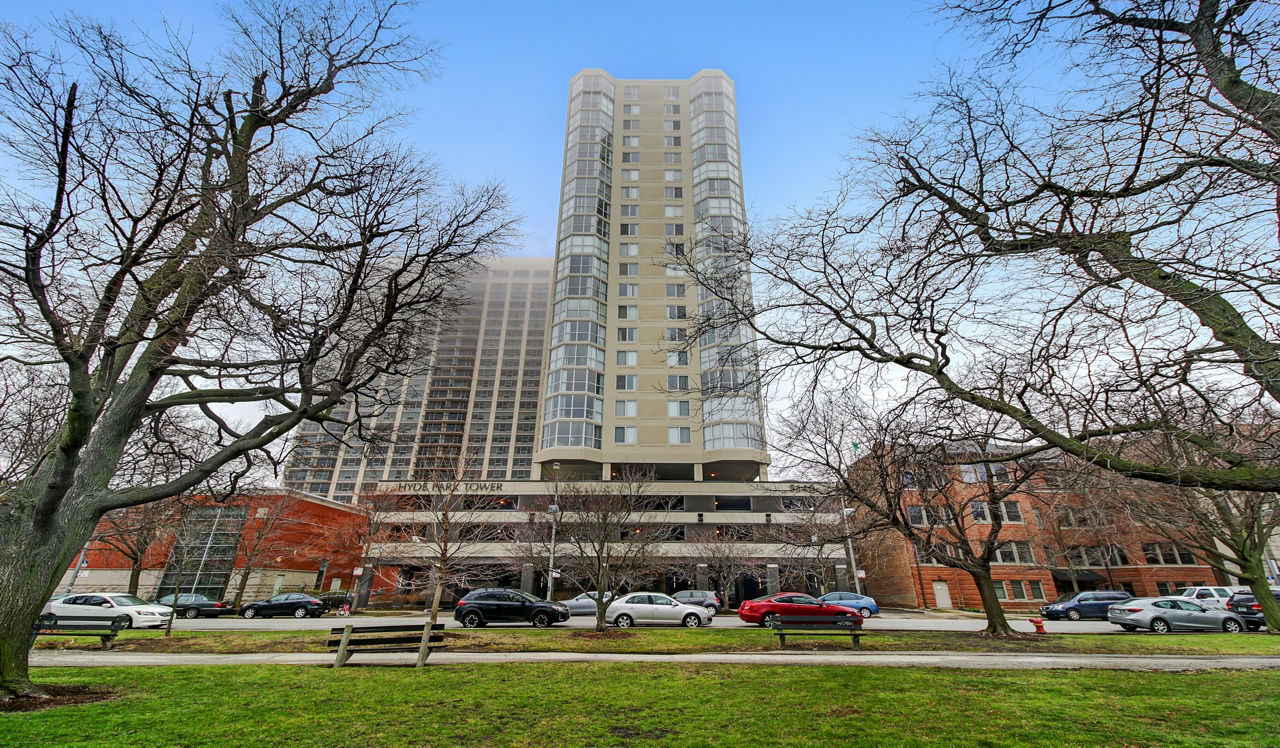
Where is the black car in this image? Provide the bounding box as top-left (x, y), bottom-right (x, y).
top-left (239, 592), bottom-right (330, 619)
top-left (1226, 590), bottom-right (1280, 631)
top-left (672, 589), bottom-right (722, 614)
top-left (153, 592), bottom-right (236, 619)
top-left (452, 588), bottom-right (570, 628)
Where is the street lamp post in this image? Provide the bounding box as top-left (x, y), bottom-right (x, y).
top-left (547, 462), bottom-right (561, 601)
top-left (842, 507), bottom-right (864, 595)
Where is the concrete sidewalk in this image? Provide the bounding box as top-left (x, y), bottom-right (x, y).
top-left (30, 649), bottom-right (1280, 671)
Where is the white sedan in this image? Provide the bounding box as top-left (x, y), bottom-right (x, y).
top-left (45, 592), bottom-right (173, 628)
top-left (605, 592), bottom-right (715, 628)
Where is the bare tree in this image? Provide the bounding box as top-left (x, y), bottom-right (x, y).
top-left (365, 452), bottom-right (510, 639)
top-left (95, 496), bottom-right (192, 597)
top-left (781, 398), bottom-right (1041, 636)
top-left (0, 1), bottom-right (515, 698)
top-left (548, 468), bottom-right (669, 632)
top-left (682, 528), bottom-right (763, 609)
top-left (222, 493), bottom-right (308, 608)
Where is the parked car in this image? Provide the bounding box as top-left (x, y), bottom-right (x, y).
top-left (1108, 597), bottom-right (1247, 633)
top-left (818, 591), bottom-right (879, 617)
top-left (39, 593), bottom-right (74, 616)
top-left (45, 592), bottom-right (173, 629)
top-left (239, 592), bottom-right (330, 619)
top-left (737, 592), bottom-right (863, 628)
top-left (1226, 589), bottom-right (1280, 631)
top-left (453, 588), bottom-right (570, 628)
top-left (153, 592), bottom-right (235, 619)
top-left (1169, 586), bottom-right (1241, 610)
top-left (672, 589), bottom-right (722, 614)
top-left (561, 591), bottom-right (613, 616)
top-left (1040, 590), bottom-right (1132, 620)
top-left (605, 592), bottom-right (714, 628)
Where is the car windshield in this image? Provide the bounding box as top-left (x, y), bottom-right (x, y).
top-left (109, 595), bottom-right (148, 606)
top-left (1172, 588), bottom-right (1192, 597)
top-left (1052, 593), bottom-right (1077, 603)
top-left (513, 591), bottom-right (539, 602)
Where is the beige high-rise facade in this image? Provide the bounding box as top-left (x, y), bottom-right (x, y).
top-left (536, 70), bottom-right (770, 484)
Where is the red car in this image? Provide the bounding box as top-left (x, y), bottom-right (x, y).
top-left (737, 592), bottom-right (864, 627)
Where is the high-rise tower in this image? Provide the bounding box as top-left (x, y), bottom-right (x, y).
top-left (536, 70), bottom-right (769, 483)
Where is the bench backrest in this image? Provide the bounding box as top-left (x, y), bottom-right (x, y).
top-left (773, 615), bottom-right (862, 630)
top-left (36, 614), bottom-right (129, 631)
top-left (327, 622), bottom-right (444, 650)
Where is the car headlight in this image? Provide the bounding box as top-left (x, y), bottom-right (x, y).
top-left (136, 610), bottom-right (159, 616)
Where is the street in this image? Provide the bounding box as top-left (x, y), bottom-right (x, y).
top-left (169, 611), bottom-right (1118, 634)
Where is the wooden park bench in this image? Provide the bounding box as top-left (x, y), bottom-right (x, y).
top-left (30, 613), bottom-right (130, 651)
top-left (771, 614), bottom-right (867, 650)
top-left (329, 622), bottom-right (445, 667)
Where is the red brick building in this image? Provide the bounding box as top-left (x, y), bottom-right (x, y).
top-left (57, 490), bottom-right (367, 603)
top-left (858, 468), bottom-right (1224, 612)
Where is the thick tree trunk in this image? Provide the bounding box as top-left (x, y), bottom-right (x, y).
top-left (0, 511), bottom-right (97, 699)
top-left (1242, 558), bottom-right (1280, 633)
top-left (232, 567), bottom-right (252, 607)
top-left (969, 568), bottom-right (1019, 637)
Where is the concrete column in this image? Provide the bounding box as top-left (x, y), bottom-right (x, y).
top-left (602, 462), bottom-right (612, 480)
top-left (758, 465), bottom-right (768, 480)
top-left (835, 564), bottom-right (850, 592)
top-left (520, 563), bottom-right (534, 594)
top-left (693, 463), bottom-right (703, 481)
top-left (695, 563), bottom-right (709, 590)
top-left (766, 563), bottom-right (779, 595)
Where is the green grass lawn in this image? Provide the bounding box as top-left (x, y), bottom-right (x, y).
top-left (6, 664), bottom-right (1278, 745)
top-left (34, 626), bottom-right (1280, 656)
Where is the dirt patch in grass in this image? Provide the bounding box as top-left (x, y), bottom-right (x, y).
top-left (608, 726), bottom-right (675, 740)
top-left (566, 629), bottom-right (637, 640)
top-left (0, 685), bottom-right (118, 712)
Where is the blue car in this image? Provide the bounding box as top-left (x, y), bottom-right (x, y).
top-left (818, 592), bottom-right (879, 616)
top-left (1040, 590), bottom-right (1131, 620)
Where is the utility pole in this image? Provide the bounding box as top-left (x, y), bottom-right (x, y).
top-left (546, 461), bottom-right (560, 601)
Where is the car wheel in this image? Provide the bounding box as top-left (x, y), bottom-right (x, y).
top-left (614, 614), bottom-right (634, 628)
top-left (531, 611), bottom-right (551, 628)
top-left (1150, 617), bottom-right (1170, 633)
top-left (1223, 619), bottom-right (1243, 633)
top-left (292, 607), bottom-right (308, 619)
top-left (122, 616), bottom-right (134, 629)
top-left (183, 607), bottom-right (200, 619)
top-left (859, 607), bottom-right (873, 618)
top-left (1120, 624), bottom-right (1137, 632)
top-left (1065, 608), bottom-right (1082, 621)
top-left (461, 611), bottom-right (484, 628)
top-left (682, 613), bottom-right (701, 628)
top-left (242, 607), bottom-right (257, 619)
top-left (704, 605), bottom-right (718, 616)
top-left (761, 612), bottom-right (780, 628)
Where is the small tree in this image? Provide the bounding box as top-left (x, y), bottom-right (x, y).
top-left (781, 397), bottom-right (1038, 637)
top-left (682, 528), bottom-right (762, 609)
top-left (550, 468), bottom-right (667, 632)
top-left (223, 493), bottom-right (307, 607)
top-left (95, 497), bottom-right (191, 597)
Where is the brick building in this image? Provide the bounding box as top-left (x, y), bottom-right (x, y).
top-left (57, 491), bottom-right (366, 603)
top-left (858, 467), bottom-right (1225, 612)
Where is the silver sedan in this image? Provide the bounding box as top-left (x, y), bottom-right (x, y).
top-left (1108, 597), bottom-right (1247, 633)
top-left (605, 592), bottom-right (714, 628)
top-left (561, 591), bottom-right (612, 616)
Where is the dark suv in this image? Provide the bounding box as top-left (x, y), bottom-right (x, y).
top-left (672, 590), bottom-right (722, 614)
top-left (453, 588), bottom-right (571, 628)
top-left (1227, 590), bottom-right (1280, 631)
top-left (1041, 590), bottom-right (1132, 620)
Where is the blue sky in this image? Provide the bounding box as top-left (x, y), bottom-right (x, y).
top-left (8, 1), bottom-right (978, 256)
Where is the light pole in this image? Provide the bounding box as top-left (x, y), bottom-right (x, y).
top-left (546, 461), bottom-right (560, 601)
top-left (834, 507), bottom-right (865, 596)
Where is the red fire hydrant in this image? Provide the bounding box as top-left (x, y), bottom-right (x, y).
top-left (1029, 617), bottom-right (1046, 634)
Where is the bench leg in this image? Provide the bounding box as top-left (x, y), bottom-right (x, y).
top-left (334, 624), bottom-right (353, 668)
top-left (777, 634), bottom-right (786, 649)
top-left (852, 635), bottom-right (861, 651)
top-left (101, 635), bottom-right (114, 651)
